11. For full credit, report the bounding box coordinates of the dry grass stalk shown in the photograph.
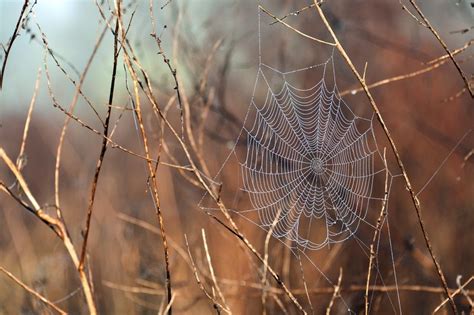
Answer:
[201,229,230,312]
[326,268,343,315]
[0,266,67,315]
[184,234,229,314]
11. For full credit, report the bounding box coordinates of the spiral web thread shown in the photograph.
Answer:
[239,61,385,250]
[199,9,403,313]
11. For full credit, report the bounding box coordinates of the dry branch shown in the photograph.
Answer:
[79,17,120,272]
[311,1,457,313]
[0,148,97,314]
[0,266,67,315]
[0,0,29,89]
[407,0,473,98]
[115,0,173,311]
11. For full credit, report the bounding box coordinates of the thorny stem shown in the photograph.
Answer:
[311,1,457,313]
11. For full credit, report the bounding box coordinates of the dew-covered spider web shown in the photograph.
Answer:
[199,8,405,314]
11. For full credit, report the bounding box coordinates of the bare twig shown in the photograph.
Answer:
[365,149,389,315]
[270,2,321,25]
[340,40,473,97]
[103,281,166,295]
[149,0,184,138]
[43,18,109,212]
[326,268,343,315]
[297,254,314,314]
[208,213,306,314]
[0,266,67,315]
[115,0,172,310]
[407,0,473,98]
[78,17,120,272]
[259,5,335,47]
[201,229,230,313]
[107,3,308,311]
[161,293,177,315]
[262,208,282,314]
[0,0,29,89]
[399,1,427,27]
[311,1,457,313]
[427,40,473,65]
[0,148,97,314]
[16,67,41,170]
[456,275,474,309]
[184,235,227,314]
[433,276,473,314]
[217,277,474,297]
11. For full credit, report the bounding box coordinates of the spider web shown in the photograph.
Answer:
[240,61,382,251]
[199,8,404,314]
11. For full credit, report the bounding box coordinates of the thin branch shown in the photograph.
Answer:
[103,281,165,295]
[259,5,335,47]
[217,277,474,296]
[149,0,184,138]
[78,17,120,272]
[208,213,306,314]
[17,67,41,170]
[407,0,473,98]
[456,275,473,309]
[326,268,343,315]
[262,208,282,314]
[115,0,172,310]
[340,40,473,97]
[161,293,177,315]
[311,1,457,313]
[41,18,109,212]
[297,254,314,314]
[107,4,307,310]
[0,148,97,314]
[399,1,427,27]
[1,148,40,211]
[270,2,321,25]
[0,0,29,89]
[433,276,474,313]
[184,235,226,314]
[0,266,67,315]
[365,149,389,315]
[201,229,230,313]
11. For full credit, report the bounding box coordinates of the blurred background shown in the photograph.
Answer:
[0,0,473,314]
